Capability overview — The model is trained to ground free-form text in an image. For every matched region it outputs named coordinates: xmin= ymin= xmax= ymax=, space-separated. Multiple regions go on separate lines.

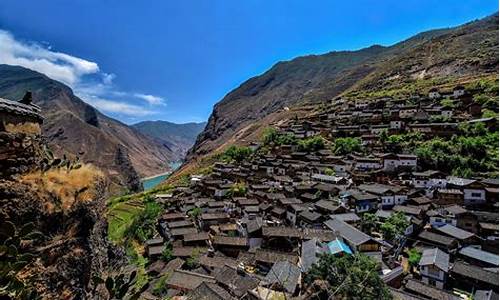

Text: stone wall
xmin=0 ymin=132 xmax=44 ymax=178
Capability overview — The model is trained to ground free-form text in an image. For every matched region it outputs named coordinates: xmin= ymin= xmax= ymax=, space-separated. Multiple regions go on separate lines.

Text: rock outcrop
xmin=0 ymin=128 xmax=124 ymax=298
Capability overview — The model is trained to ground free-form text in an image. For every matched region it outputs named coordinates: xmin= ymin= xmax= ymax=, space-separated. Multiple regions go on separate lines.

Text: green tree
xmin=228 ymin=182 xmax=247 ymax=197
xmin=262 ymin=127 xmax=298 ymax=146
xmin=482 ymin=109 xmax=498 ymax=119
xmin=407 ymin=248 xmax=422 ymax=269
xmin=298 ymin=135 xmax=325 ymax=152
xmin=124 ymin=196 xmax=162 ymax=242
xmin=305 ymin=253 xmax=391 ymax=300
xmin=440 ymin=98 xmax=456 ymax=109
xmin=222 ymin=145 xmax=253 ymax=162
xmin=331 ymin=137 xmax=363 ymax=155
xmin=161 ymin=243 xmax=174 ymax=263
xmin=188 ymin=207 xmax=202 ymax=219
xmin=379 ymin=130 xmax=389 ymax=151
xmin=185 ymin=249 xmax=201 ymax=269
xmin=380 ymin=212 xmax=409 ymax=241
xmin=324 ymin=167 xmax=335 ymax=176
xmin=361 ymin=213 xmax=378 ymax=234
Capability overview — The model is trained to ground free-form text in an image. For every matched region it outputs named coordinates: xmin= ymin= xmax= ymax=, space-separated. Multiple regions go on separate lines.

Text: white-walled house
xmin=355 ymin=157 xmax=381 ymax=171
xmin=419 ymin=248 xmax=449 ymax=289
xmin=381 ymin=154 xmax=417 ymax=172
xmin=358 ymin=183 xmax=407 ymax=209
xmin=412 ymin=170 xmax=447 ymax=189
xmin=447 ymin=177 xmax=486 ymax=206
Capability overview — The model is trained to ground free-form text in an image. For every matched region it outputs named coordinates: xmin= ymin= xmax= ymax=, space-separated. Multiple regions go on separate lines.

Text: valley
xmin=0 ymin=10 xmax=498 ymax=300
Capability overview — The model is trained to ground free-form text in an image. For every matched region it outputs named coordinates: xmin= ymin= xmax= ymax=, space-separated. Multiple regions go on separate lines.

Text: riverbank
xmin=141 ymin=171 xmax=171 ymax=181
xmin=141 ymin=161 xmax=183 ymax=190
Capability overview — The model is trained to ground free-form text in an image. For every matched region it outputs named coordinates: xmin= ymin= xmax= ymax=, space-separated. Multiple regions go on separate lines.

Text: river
xmin=141 ymin=161 xmax=182 ymax=190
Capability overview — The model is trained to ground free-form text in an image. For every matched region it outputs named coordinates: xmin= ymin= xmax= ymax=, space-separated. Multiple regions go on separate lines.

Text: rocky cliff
xmin=0 ymin=129 xmax=125 ymax=299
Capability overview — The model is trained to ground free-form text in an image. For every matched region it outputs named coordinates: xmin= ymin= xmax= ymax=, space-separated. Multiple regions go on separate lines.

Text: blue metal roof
xmin=327 ymin=238 xmax=353 ymax=255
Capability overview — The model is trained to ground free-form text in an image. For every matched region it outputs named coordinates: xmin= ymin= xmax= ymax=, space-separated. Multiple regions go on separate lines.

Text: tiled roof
xmin=0 ymin=97 xmax=43 ymax=121
xmin=419 ymin=248 xmax=449 ymax=272
xmin=451 ymin=261 xmax=499 ymax=287
xmin=324 ymin=218 xmax=372 ymax=246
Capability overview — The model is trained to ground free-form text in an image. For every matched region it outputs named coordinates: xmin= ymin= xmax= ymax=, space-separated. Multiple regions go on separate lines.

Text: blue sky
xmin=0 ymin=1 xmax=497 ymax=124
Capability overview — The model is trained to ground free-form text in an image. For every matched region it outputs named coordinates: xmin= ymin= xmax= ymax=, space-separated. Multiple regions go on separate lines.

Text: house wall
xmin=430 ymin=216 xmax=457 ymax=228
xmin=1 ymin=112 xmax=41 ymax=134
xmin=356 ymin=162 xmax=381 ymax=170
xmin=420 ymin=265 xmax=445 ymax=289
xmin=463 ymin=188 xmax=486 ymax=205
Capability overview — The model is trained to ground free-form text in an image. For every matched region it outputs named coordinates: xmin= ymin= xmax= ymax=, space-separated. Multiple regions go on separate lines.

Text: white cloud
xmin=0 ymin=30 xmax=99 ymax=86
xmin=102 ymin=72 xmax=116 ymax=85
xmin=0 ymin=29 xmax=167 ymax=118
xmin=134 ymin=93 xmax=166 ymax=105
xmin=83 ymin=95 xmax=154 ymax=117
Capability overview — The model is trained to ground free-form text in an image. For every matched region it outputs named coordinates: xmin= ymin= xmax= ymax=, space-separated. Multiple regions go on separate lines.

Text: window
xmin=471 ymin=192 xmax=482 ymax=198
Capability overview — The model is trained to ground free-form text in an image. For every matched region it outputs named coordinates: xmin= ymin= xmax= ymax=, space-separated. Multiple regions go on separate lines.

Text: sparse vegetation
xmin=0 ymin=220 xmax=45 ymax=300
xmin=4 ymin=122 xmax=41 ymax=134
xmin=20 ymin=163 xmax=105 ymax=213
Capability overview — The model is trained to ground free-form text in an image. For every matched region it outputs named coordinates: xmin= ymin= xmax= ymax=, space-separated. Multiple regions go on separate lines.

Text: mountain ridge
xmin=0 ymin=64 xmax=174 ymax=192
xmin=132 ymin=120 xmax=206 ymax=159
xmin=186 ymin=13 xmax=498 ymax=161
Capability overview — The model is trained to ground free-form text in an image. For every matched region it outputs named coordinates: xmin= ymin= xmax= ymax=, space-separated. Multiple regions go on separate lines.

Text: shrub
xmin=188 ymin=207 xmax=202 ymax=218
xmin=408 ymin=248 xmax=422 ymax=268
xmin=222 ymin=145 xmax=253 ymax=162
xmin=228 ymin=182 xmax=247 ymax=197
xmin=298 ymin=135 xmax=325 ymax=152
xmin=331 ymin=137 xmax=363 ymax=155
xmin=262 ymin=127 xmax=298 ymax=146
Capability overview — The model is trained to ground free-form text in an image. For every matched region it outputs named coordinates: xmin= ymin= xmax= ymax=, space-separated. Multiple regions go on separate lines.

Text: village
xmin=135 ymin=84 xmax=499 ymax=300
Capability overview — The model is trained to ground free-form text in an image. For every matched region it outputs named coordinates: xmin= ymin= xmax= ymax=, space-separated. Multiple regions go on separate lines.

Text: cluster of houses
xmin=141 ymin=87 xmax=498 ymax=300
xmin=278 ymin=85 xmax=497 ymax=148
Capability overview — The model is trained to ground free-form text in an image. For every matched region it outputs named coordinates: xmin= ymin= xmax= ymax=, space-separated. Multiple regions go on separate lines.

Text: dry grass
xmin=4 ymin=122 xmax=41 ymax=134
xmin=20 ymin=164 xmax=105 ymax=213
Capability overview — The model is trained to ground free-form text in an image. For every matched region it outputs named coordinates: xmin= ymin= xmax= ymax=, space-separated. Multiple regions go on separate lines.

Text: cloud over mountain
xmin=0 ymin=29 xmax=165 ymax=119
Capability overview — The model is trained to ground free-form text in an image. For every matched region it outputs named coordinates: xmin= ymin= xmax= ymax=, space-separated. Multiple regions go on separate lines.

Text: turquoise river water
xmin=141 ymin=161 xmax=182 ymax=190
